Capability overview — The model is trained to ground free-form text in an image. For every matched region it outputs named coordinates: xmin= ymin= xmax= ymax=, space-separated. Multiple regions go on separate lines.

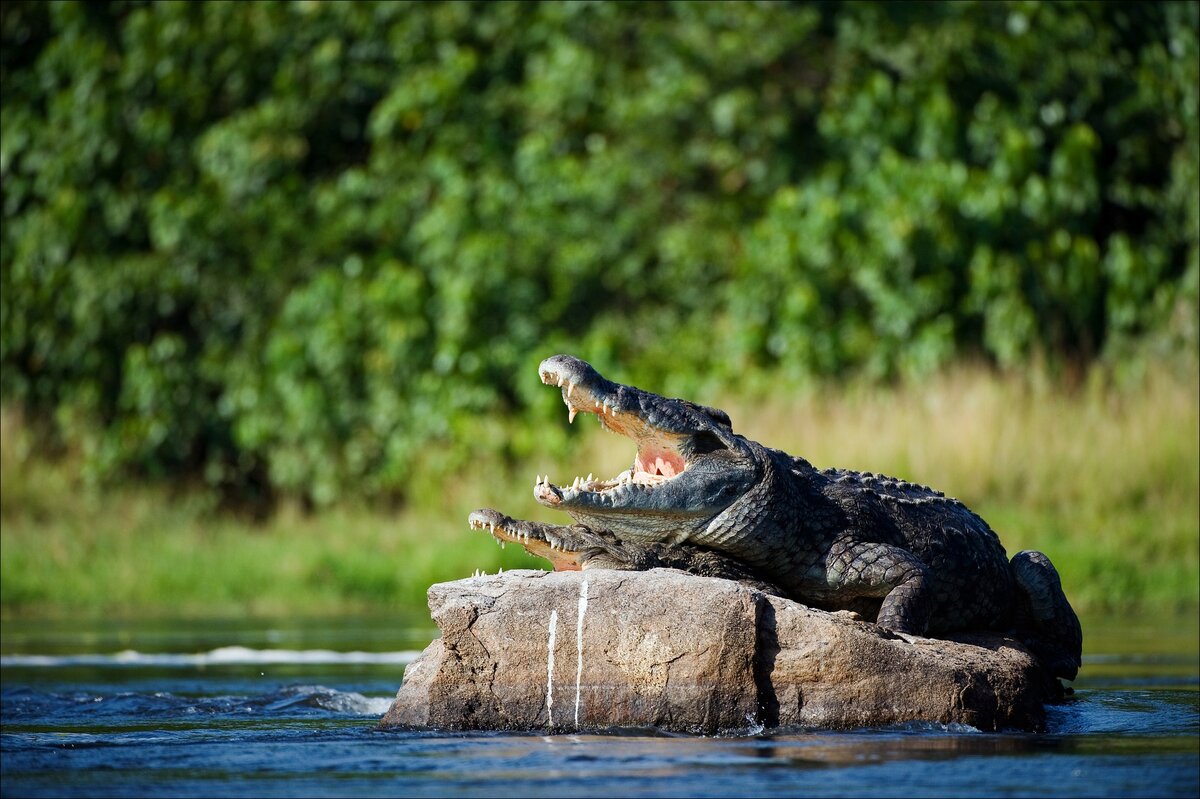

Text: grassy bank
xmin=2 ymin=363 xmax=1197 ymax=619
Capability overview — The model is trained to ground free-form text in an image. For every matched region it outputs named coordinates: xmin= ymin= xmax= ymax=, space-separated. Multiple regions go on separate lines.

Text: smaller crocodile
xmin=472 ymin=355 xmax=1083 ymax=681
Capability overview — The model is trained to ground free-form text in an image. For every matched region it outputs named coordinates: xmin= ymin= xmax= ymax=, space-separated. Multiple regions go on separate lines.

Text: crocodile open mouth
xmin=533 ymin=358 xmax=689 ymax=508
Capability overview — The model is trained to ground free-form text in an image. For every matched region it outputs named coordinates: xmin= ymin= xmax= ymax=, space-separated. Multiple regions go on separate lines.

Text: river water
xmin=1 ymin=611 xmax=1196 ymax=797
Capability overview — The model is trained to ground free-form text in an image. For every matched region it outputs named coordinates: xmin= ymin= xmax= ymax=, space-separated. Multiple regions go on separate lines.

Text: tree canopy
xmin=2 ymin=1 xmax=1196 ymax=504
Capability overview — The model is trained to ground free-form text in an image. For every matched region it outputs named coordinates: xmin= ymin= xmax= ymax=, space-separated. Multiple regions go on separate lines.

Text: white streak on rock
xmin=574 ymin=579 xmax=589 ymax=728
xmin=546 ymin=609 xmax=558 ymax=727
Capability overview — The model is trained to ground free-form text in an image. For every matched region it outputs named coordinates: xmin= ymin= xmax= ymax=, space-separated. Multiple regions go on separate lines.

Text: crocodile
xmin=470 ymin=355 xmax=1083 ymax=681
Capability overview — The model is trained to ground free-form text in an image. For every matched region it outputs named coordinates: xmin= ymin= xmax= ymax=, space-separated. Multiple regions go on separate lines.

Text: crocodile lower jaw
xmin=468 ymin=511 xmax=583 ymax=571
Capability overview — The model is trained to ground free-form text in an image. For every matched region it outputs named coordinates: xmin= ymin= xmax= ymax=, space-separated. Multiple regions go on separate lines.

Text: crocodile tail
xmin=1010 ymin=550 xmax=1083 ymax=681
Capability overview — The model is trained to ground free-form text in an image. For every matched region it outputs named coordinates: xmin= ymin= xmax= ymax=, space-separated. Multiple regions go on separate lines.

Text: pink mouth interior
xmin=635 ymin=448 xmax=686 ymax=478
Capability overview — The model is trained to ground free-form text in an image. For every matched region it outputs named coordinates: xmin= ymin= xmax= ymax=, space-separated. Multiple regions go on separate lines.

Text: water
xmin=2 ymin=612 xmax=1197 ymax=798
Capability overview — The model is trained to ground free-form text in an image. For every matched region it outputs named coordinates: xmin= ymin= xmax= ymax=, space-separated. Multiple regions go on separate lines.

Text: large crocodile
xmin=470 ymin=355 xmax=1083 ymax=681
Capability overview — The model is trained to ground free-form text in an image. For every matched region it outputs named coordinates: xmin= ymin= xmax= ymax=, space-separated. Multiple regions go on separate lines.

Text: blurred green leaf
xmin=1 ymin=0 xmax=1196 ymax=505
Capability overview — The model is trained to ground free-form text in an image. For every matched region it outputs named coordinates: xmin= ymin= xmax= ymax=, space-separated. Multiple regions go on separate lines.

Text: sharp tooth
xmin=587 ymin=473 xmax=594 ymax=482
xmin=569 ymin=408 xmax=577 ymax=424
xmin=501 ymin=541 xmax=506 ymax=549
xmin=567 ymin=382 xmax=574 ymax=398
xmin=499 ymin=567 xmax=504 ymax=574
xmin=557 ymin=377 xmax=564 ymax=387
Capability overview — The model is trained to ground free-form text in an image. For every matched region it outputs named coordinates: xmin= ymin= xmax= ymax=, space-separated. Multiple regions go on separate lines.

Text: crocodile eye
xmin=689 ymin=431 xmax=726 ymax=455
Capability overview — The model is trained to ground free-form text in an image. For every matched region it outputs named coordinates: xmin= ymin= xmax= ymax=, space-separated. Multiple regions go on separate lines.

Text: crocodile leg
xmin=824 ymin=539 xmax=933 ymax=635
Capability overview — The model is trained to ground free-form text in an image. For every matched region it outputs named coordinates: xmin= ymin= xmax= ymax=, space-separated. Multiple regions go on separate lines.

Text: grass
xmin=1 ymin=362 xmax=1197 ymax=619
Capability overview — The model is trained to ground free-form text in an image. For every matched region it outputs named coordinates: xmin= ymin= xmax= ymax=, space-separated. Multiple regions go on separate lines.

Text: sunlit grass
xmin=1 ymin=362 xmax=1197 ymax=619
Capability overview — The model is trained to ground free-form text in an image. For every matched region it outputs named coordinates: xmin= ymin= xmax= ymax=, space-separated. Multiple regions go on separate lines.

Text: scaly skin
xmin=468 ymin=509 xmax=785 ymax=596
xmin=471 ymin=355 xmax=1083 ymax=680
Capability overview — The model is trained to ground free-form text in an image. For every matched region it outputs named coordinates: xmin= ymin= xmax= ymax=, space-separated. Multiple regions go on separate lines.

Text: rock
xmin=756 ymin=596 xmax=1053 ymax=730
xmin=379 ymin=569 xmax=1056 ymax=734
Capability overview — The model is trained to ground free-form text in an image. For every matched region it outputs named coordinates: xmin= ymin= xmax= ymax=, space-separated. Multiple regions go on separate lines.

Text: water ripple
xmin=1 ymin=684 xmax=393 ymax=721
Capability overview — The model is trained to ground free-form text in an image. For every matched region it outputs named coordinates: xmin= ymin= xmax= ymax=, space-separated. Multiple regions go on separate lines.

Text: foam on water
xmin=0 ymin=647 xmax=421 ymax=668
xmin=1 ymin=683 xmax=396 ymax=720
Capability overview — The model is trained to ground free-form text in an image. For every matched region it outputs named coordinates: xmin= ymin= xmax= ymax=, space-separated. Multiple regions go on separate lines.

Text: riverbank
xmin=2 ymin=363 xmax=1196 ymax=619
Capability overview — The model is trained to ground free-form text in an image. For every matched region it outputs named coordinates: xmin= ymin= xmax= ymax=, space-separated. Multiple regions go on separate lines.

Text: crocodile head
xmin=533 ymin=355 xmax=760 ymax=543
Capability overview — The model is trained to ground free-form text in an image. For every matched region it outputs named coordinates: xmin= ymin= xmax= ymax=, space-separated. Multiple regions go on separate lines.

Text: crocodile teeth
xmin=567 ymin=381 xmax=574 ymax=398
xmin=568 ymin=407 xmax=577 ymax=424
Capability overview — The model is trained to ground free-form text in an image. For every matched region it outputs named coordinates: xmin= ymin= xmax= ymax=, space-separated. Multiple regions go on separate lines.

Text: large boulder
xmin=379 ymin=569 xmax=1056 ymax=734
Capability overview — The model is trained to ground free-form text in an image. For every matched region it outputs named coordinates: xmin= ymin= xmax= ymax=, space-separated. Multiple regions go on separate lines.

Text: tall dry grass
xmin=2 ymin=363 xmax=1196 ymax=618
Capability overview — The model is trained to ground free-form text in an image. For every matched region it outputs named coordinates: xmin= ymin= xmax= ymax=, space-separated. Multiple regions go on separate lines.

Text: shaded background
xmin=1 ymin=1 xmax=1197 ymax=616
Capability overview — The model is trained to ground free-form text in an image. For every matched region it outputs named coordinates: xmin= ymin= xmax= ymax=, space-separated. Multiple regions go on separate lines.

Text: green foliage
xmin=2 ymin=1 xmax=1197 ymax=503
xmin=3 ymin=364 xmax=1196 ymax=617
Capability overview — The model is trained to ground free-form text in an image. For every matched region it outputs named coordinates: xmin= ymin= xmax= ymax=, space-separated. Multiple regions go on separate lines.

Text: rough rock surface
xmin=379 ymin=569 xmax=1057 ymax=734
